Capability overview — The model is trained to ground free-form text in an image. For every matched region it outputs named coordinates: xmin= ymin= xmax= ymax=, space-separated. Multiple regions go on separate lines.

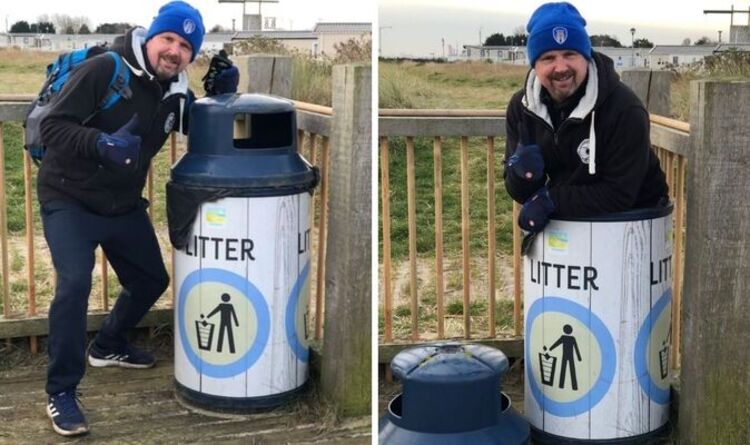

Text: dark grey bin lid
xmin=380 ymin=342 xmax=529 ymax=445
xmin=171 ymin=93 xmax=317 ymax=194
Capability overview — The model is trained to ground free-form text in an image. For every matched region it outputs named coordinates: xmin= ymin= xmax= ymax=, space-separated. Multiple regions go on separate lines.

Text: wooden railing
xmin=0 ymin=96 xmax=332 ymax=345
xmin=379 ymin=108 xmax=689 ymax=370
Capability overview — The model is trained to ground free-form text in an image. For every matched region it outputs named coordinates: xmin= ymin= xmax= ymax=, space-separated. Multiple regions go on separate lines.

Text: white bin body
xmin=524 ymin=213 xmax=672 ymax=440
xmin=174 ymin=193 xmax=311 ymax=400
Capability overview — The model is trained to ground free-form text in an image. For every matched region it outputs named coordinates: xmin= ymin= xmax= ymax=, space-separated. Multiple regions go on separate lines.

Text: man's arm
xmin=39 ymin=55 xmax=116 ymax=159
xmin=504 ymin=95 xmax=546 ymax=203
xmin=548 ymin=106 xmax=652 ymax=217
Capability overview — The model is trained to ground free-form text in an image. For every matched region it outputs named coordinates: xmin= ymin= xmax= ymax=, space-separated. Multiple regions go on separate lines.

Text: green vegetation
xmin=379 ymin=60 xmax=527 ymax=109
xmin=382 ymin=136 xmax=514 ymax=259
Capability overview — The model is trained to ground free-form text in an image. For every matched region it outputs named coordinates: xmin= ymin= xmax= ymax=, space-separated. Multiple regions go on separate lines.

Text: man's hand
xmin=96 ymin=114 xmax=141 ymax=166
xmin=507 ymin=144 xmax=544 ymax=182
xmin=203 ymin=52 xmax=239 ymax=96
xmin=519 ymin=187 xmax=555 ymax=233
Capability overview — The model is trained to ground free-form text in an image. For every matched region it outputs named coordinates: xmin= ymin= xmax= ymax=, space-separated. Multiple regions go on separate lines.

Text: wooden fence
xmin=378 ymin=108 xmax=689 ymax=370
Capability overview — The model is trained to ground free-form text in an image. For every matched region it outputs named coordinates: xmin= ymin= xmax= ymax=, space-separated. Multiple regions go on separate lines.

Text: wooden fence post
xmin=320 ymin=64 xmax=372 ymax=416
xmin=233 ymin=54 xmax=292 ymax=97
xmin=679 ymin=80 xmax=750 ymax=444
xmin=621 ymin=69 xmax=672 ymax=116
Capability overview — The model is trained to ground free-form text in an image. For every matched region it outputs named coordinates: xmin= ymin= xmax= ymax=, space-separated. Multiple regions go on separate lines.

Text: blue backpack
xmin=24 ymin=46 xmax=132 ymax=165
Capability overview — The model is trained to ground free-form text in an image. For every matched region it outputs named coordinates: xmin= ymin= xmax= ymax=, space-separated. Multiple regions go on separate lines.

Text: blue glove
xmin=213 ymin=65 xmax=239 ymax=95
xmin=507 ymin=144 xmax=544 ymax=182
xmin=203 ymin=53 xmax=239 ymax=96
xmin=519 ymin=187 xmax=555 ymax=233
xmin=96 ymin=114 xmax=141 ymax=166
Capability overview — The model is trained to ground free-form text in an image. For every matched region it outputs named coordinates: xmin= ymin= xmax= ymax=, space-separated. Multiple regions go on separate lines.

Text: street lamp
xmin=379 ymin=26 xmax=392 ymax=58
xmin=630 ymin=27 xmax=636 ymax=67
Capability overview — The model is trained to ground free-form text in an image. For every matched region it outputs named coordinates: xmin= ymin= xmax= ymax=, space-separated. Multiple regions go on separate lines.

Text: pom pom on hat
xmin=526 ymin=2 xmax=592 ymax=66
xmin=147 ymin=1 xmax=205 ymax=61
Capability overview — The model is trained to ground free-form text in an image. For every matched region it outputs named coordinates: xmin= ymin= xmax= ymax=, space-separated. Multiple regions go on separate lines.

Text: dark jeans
xmin=42 ymin=200 xmax=169 ymax=394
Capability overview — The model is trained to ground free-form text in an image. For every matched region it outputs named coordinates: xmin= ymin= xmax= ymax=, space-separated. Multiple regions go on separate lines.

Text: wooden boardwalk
xmin=0 ymin=349 xmax=370 ymax=444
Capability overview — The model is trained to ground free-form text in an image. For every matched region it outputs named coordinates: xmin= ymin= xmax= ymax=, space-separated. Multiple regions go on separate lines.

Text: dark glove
xmin=507 ymin=144 xmax=544 ymax=182
xmin=519 ymin=187 xmax=555 ymax=233
xmin=96 ymin=114 xmax=140 ymax=166
xmin=203 ymin=53 xmax=239 ymax=96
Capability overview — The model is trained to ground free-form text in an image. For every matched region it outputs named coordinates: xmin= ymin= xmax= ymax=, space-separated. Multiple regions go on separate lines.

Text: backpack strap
xmin=99 ymin=51 xmax=132 ymax=110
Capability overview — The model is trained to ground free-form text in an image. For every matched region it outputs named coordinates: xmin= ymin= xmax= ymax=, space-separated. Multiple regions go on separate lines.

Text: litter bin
xmin=167 ymin=94 xmax=318 ymax=411
xmin=523 ymin=205 xmax=673 ymax=443
xmin=379 ymin=342 xmax=529 ymax=444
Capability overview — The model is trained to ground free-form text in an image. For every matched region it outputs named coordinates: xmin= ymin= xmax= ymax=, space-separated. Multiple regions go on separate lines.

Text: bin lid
xmin=389 ymin=343 xmax=510 ymax=434
xmin=171 ymin=94 xmax=317 ymax=193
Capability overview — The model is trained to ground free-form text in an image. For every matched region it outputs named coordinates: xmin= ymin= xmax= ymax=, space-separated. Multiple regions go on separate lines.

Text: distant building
xmin=648 ymin=45 xmax=716 ymax=69
xmin=592 ymin=47 xmax=647 ymax=68
xmin=0 ymin=22 xmax=372 ymax=59
xmin=312 ymin=23 xmax=371 ymax=57
xmin=714 ymin=42 xmax=750 ymax=52
xmin=232 ymin=22 xmax=370 ymax=57
xmin=462 ymin=45 xmax=526 ymax=64
xmin=457 ymin=43 xmax=749 ymax=70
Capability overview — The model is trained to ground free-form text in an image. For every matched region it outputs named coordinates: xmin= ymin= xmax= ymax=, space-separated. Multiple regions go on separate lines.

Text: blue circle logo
xmin=634 ymin=290 xmax=672 ymax=404
xmin=285 ymin=262 xmax=310 ymax=362
xmin=526 ymin=297 xmax=616 ymax=417
xmin=178 ymin=268 xmax=270 ymax=378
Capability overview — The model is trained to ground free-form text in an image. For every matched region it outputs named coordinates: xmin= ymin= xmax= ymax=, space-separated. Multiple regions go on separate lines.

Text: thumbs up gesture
xmin=96 ymin=114 xmax=141 ymax=166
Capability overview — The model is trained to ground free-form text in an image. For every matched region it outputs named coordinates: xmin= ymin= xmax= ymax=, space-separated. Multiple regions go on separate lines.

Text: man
xmin=504 ymin=2 xmax=668 ymax=233
xmin=38 ymin=1 xmax=237 ymax=436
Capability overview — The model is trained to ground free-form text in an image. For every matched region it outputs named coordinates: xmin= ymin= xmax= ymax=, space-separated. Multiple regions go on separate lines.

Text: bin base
xmin=175 ymin=378 xmax=308 ymax=414
xmin=531 ymin=421 xmax=671 ymax=445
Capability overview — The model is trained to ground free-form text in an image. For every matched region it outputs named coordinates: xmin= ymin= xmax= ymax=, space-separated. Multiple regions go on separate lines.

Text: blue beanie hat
xmin=147 ymin=1 xmax=205 ymax=61
xmin=526 ymin=2 xmax=592 ymax=66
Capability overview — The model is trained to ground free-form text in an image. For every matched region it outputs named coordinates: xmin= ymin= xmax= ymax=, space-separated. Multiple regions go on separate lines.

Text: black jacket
xmin=504 ymin=52 xmax=668 ymax=218
xmin=39 ymin=27 xmax=193 ymax=215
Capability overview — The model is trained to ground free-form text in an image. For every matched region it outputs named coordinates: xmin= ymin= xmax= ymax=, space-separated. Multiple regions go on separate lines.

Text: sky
xmin=2 ymin=0 xmax=373 ymax=33
xmin=379 ymin=0 xmax=747 ymax=57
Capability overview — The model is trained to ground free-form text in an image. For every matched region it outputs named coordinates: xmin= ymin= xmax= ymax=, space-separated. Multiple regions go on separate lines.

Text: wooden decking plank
xmin=0 ymin=349 xmax=371 ymax=444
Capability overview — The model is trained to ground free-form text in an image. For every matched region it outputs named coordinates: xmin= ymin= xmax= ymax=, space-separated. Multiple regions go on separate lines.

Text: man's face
xmin=145 ymin=32 xmax=192 ymax=80
xmin=534 ymin=50 xmax=588 ymax=103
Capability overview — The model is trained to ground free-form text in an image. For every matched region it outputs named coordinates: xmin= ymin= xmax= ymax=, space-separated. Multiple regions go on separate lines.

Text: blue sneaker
xmin=88 ymin=342 xmax=155 ymax=369
xmin=47 ymin=389 xmax=89 ymax=436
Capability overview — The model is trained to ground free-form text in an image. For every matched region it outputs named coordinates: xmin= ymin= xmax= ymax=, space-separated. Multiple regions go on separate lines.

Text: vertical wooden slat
xmin=306 ymin=133 xmax=319 ymax=339
xmin=23 ymin=139 xmax=38 ymax=353
xmin=433 ymin=137 xmax=445 ymax=339
xmin=298 ymin=129 xmax=306 ymax=158
xmin=513 ymin=201 xmax=522 ymax=336
xmin=664 ymin=152 xmax=674 ymax=195
xmin=170 ymin=133 xmax=177 ymax=307
xmin=314 ymin=136 xmax=330 ymax=340
xmin=147 ymin=163 xmax=154 ymax=221
xmin=486 ymin=137 xmax=496 ymax=338
xmin=380 ymin=137 xmax=393 ymax=343
xmin=460 ymin=136 xmax=470 ymax=339
xmin=671 ymin=155 xmax=686 ymax=369
xmin=101 ymin=250 xmax=109 ymax=311
xmin=0 ymin=124 xmax=10 ymax=318
xmin=406 ymin=137 xmax=419 ymax=340
xmin=23 ymin=141 xmax=35 ymax=315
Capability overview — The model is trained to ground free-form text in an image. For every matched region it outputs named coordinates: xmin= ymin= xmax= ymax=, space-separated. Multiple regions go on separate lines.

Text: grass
xmin=379 ymin=298 xmax=516 ymax=339
xmin=379 ymin=59 xmax=527 ymax=109
xmin=381 ymin=136 xmax=514 ymax=259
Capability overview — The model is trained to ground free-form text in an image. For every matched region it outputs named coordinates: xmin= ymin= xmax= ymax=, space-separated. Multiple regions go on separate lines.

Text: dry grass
xmin=379 ymin=60 xmax=528 ymax=109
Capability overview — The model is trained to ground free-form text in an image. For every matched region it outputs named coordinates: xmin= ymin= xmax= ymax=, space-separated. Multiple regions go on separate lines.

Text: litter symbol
xmin=195 ymin=314 xmax=215 ymax=351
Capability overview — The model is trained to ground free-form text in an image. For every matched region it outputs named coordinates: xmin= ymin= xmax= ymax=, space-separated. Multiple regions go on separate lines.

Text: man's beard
xmin=154 ymin=55 xmax=181 ymax=80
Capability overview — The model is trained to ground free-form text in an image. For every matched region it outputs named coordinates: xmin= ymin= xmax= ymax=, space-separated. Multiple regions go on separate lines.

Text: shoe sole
xmin=87 ymin=355 xmax=155 ymax=369
xmin=46 ymin=405 xmax=89 ymax=436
